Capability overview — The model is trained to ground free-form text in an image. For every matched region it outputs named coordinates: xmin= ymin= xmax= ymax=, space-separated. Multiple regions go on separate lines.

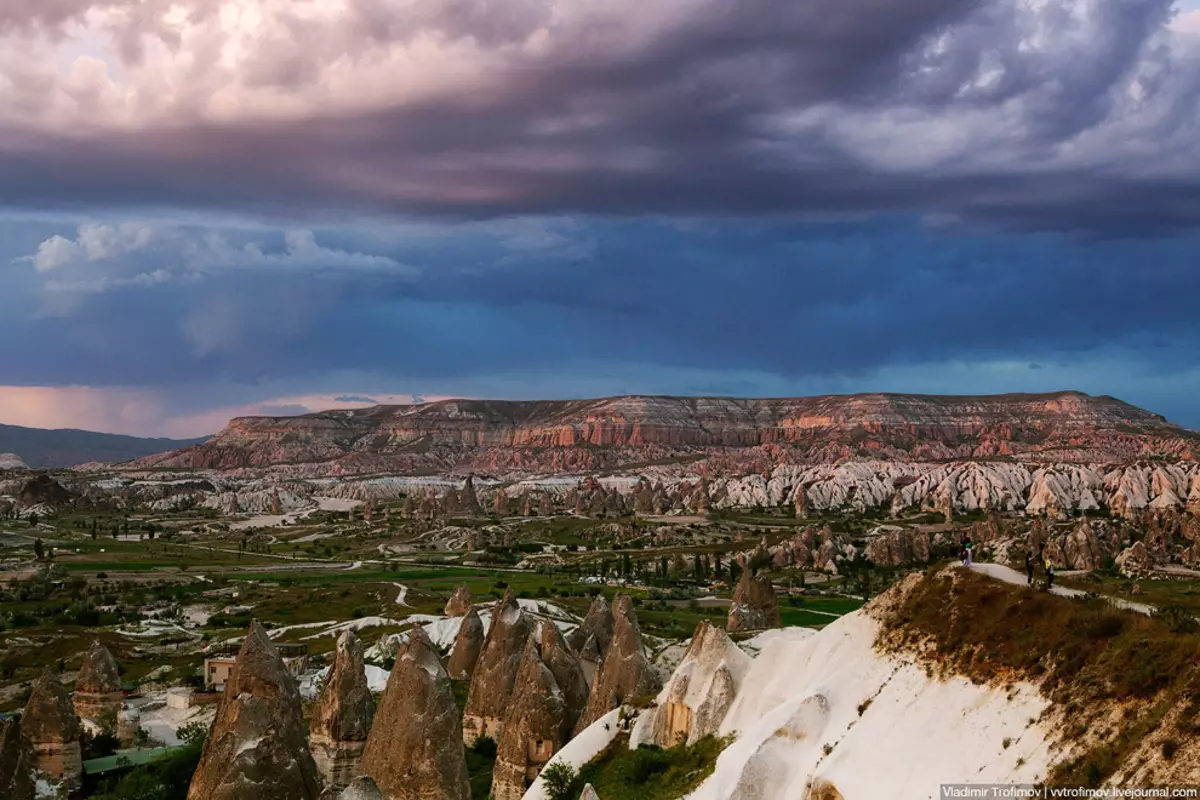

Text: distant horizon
xmin=0 ymin=387 xmax=1191 ymax=442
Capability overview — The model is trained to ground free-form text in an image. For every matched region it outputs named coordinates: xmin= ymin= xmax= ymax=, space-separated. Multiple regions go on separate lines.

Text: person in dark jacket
xmin=1044 ymin=558 xmax=1055 ymax=590
xmin=1025 ymin=552 xmax=1035 ymax=585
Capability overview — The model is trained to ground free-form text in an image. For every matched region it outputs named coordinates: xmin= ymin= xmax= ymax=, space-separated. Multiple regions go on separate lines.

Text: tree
xmin=33 ymin=538 xmax=44 ymax=560
xmin=540 ymin=762 xmax=578 ymax=800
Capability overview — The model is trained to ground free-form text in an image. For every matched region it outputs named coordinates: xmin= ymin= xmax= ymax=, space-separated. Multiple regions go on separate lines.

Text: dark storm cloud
xmin=1 ymin=0 xmax=1197 ymax=232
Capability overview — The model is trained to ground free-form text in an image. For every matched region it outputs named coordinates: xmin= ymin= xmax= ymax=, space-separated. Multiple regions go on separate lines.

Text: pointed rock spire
xmin=579 ymin=785 xmax=601 ymax=800
xmin=462 ymin=589 xmax=533 ymax=744
xmin=22 ymin=669 xmax=82 ymax=787
xmin=0 ymin=717 xmax=35 ymax=800
xmin=576 ymin=595 xmax=660 ymax=734
xmin=635 ymin=620 xmax=750 ymax=747
xmin=360 ymin=626 xmax=470 ymax=800
xmin=447 ymin=607 xmax=486 ymax=682
xmin=567 ymin=594 xmax=614 ymax=675
xmin=73 ymin=640 xmax=124 ymax=729
xmin=310 ymin=631 xmax=375 ymax=792
xmin=536 ymin=620 xmax=589 ymax=734
xmin=727 ymin=571 xmax=780 ymax=633
xmin=186 ymin=621 xmax=321 ymax=800
xmin=492 ymin=639 xmax=570 ymax=800
xmin=444 ymin=584 xmax=473 ymax=618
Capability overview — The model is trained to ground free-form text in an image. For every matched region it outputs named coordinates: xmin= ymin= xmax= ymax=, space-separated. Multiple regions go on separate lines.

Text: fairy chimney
xmin=359 ymin=626 xmax=471 ymax=800
xmin=0 ymin=717 xmax=35 ymax=800
xmin=491 ymin=640 xmax=570 ymax=800
xmin=727 ymin=572 xmax=781 ymax=633
xmin=310 ymin=631 xmax=375 ymax=791
xmin=444 ymin=585 xmax=474 ymax=618
xmin=566 ymin=595 xmax=614 ymax=682
xmin=535 ymin=620 xmax=589 ymax=733
xmin=22 ymin=670 xmax=82 ymax=788
xmin=447 ymin=608 xmax=486 ymax=682
xmin=461 ymin=590 xmax=532 ymax=744
xmin=73 ymin=640 xmax=124 ymax=729
xmin=576 ymin=595 xmax=660 ymax=734
xmin=186 ymin=621 xmax=321 ymax=800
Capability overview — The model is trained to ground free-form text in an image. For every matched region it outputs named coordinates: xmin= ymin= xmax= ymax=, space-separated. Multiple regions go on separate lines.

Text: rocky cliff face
xmin=0 ymin=717 xmax=35 ymax=800
xmin=727 ymin=574 xmax=781 ymax=633
xmin=310 ymin=631 xmax=375 ymax=792
xmin=535 ymin=620 xmax=590 ymax=735
xmin=22 ymin=669 xmax=82 ymax=788
xmin=462 ymin=590 xmax=533 ymax=744
xmin=187 ymin=621 xmax=321 ymax=800
xmin=130 ymin=392 xmax=1194 ymax=474
xmin=576 ymin=595 xmax=661 ymax=734
xmin=492 ymin=639 xmax=571 ymax=800
xmin=360 ymin=626 xmax=471 ymax=800
xmin=73 ymin=640 xmax=124 ymax=728
xmin=567 ymin=595 xmax=614 ymax=678
xmin=632 ymin=620 xmax=751 ymax=747
xmin=447 ymin=608 xmax=485 ymax=682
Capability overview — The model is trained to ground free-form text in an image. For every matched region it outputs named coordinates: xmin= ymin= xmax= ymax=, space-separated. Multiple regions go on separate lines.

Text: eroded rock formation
xmin=444 ymin=585 xmax=473 ymax=618
xmin=22 ymin=670 xmax=82 ymax=788
xmin=360 ymin=626 xmax=470 ymax=800
xmin=462 ymin=590 xmax=533 ymax=744
xmin=635 ymin=620 xmax=751 ymax=747
xmin=186 ymin=621 xmax=321 ymax=800
xmin=0 ymin=717 xmax=35 ymax=800
xmin=73 ymin=640 xmax=124 ymax=729
xmin=447 ymin=607 xmax=485 ymax=681
xmin=567 ymin=595 xmax=614 ymax=678
xmin=492 ymin=639 xmax=571 ymax=800
xmin=727 ymin=573 xmax=781 ymax=633
xmin=535 ymin=620 xmax=589 ymax=734
xmin=310 ymin=631 xmax=375 ymax=792
xmin=577 ymin=595 xmax=661 ymax=733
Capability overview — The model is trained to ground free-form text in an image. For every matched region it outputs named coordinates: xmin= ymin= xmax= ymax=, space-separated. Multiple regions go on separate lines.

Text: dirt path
xmin=966 ymin=563 xmax=1155 ymax=616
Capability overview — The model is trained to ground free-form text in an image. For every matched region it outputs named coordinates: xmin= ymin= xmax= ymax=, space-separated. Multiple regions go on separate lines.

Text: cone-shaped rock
xmin=633 ymin=620 xmax=750 ymax=747
xmin=727 ymin=571 xmax=780 ymax=633
xmin=536 ymin=620 xmax=589 ymax=734
xmin=330 ymin=776 xmax=385 ymax=800
xmin=447 ymin=608 xmax=485 ymax=681
xmin=186 ymin=621 xmax=321 ymax=800
xmin=311 ymin=631 xmax=375 ymax=792
xmin=73 ymin=640 xmax=124 ymax=728
xmin=360 ymin=626 xmax=470 ymax=800
xmin=444 ymin=585 xmax=473 ymax=618
xmin=566 ymin=595 xmax=614 ymax=680
xmin=576 ymin=595 xmax=660 ymax=734
xmin=462 ymin=590 xmax=532 ymax=743
xmin=492 ymin=639 xmax=570 ymax=800
xmin=580 ymin=785 xmax=600 ymax=800
xmin=0 ymin=717 xmax=35 ymax=800
xmin=22 ymin=669 xmax=82 ymax=787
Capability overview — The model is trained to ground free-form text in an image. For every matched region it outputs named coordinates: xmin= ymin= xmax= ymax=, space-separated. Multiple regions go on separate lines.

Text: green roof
xmin=83 ymin=746 xmax=180 ymax=775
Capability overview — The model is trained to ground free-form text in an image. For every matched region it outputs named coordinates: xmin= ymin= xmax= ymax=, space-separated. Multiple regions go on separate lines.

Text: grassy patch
xmin=572 ymin=734 xmax=730 ymax=800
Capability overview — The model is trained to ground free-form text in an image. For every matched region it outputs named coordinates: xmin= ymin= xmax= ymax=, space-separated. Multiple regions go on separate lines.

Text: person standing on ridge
xmin=965 ymin=536 xmax=974 ymax=566
xmin=1045 ymin=558 xmax=1055 ymax=590
xmin=1025 ymin=552 xmax=1035 ymax=585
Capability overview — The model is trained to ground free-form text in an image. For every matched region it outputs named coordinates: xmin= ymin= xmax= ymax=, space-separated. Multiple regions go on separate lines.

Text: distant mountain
xmin=0 ymin=423 xmax=208 ymax=468
xmin=130 ymin=391 xmax=1198 ymax=475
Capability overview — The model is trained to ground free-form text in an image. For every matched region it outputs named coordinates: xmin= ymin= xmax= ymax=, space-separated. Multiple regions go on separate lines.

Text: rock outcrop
xmin=492 ymin=639 xmax=571 ymax=800
xmin=187 ymin=621 xmax=321 ymax=800
xmin=576 ymin=595 xmax=661 ymax=733
xmin=310 ymin=631 xmax=375 ymax=792
xmin=329 ymin=777 xmax=384 ymax=800
xmin=535 ymin=620 xmax=590 ymax=734
xmin=579 ymin=786 xmax=600 ymax=800
xmin=0 ymin=717 xmax=35 ymax=800
xmin=22 ymin=670 xmax=82 ymax=787
xmin=567 ymin=595 xmax=614 ymax=679
xmin=727 ymin=573 xmax=780 ymax=633
xmin=73 ymin=640 xmax=124 ymax=728
xmin=360 ymin=626 xmax=470 ymax=800
xmin=444 ymin=585 xmax=473 ymax=617
xmin=462 ymin=590 xmax=533 ymax=744
xmin=447 ymin=607 xmax=486 ymax=682
xmin=633 ymin=620 xmax=751 ymax=747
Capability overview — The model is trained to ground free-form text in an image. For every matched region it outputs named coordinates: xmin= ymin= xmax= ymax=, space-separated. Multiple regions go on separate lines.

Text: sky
xmin=3 ymin=0 xmax=1200 ymax=438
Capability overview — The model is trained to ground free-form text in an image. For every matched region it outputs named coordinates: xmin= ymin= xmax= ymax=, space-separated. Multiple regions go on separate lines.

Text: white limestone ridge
xmin=684 ymin=611 xmax=1052 ymax=800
